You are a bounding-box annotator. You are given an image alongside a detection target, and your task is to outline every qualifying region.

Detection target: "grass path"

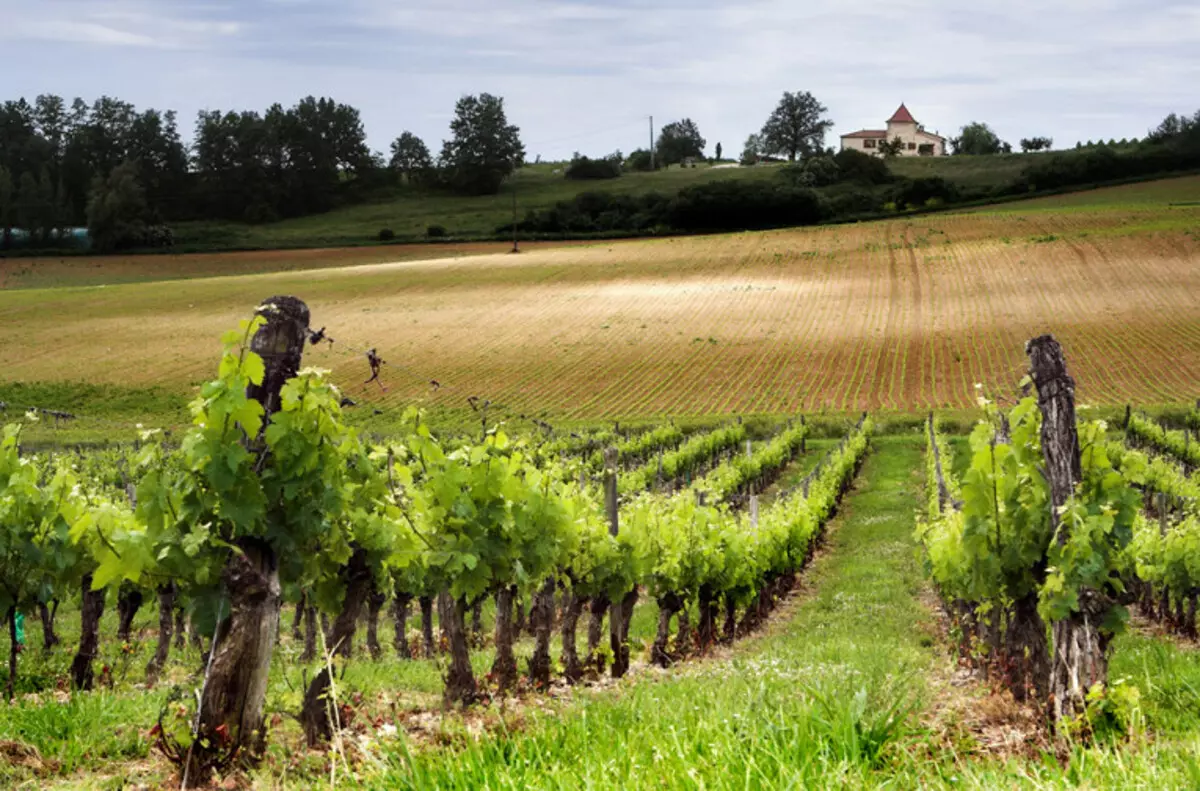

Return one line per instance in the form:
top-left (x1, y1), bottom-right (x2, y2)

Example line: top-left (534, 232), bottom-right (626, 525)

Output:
top-left (352, 436), bottom-right (938, 790)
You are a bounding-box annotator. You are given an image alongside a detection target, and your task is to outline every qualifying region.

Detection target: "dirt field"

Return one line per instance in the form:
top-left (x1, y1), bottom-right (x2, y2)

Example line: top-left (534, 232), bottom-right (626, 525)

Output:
top-left (2, 188), bottom-right (1199, 428)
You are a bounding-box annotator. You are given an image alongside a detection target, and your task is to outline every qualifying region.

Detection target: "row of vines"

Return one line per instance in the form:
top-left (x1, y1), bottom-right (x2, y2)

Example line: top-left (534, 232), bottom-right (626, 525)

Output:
top-left (0, 296), bottom-right (872, 782)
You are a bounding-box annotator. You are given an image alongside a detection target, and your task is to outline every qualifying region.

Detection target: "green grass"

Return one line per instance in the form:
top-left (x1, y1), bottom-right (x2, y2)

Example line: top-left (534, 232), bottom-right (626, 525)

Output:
top-left (171, 162), bottom-right (782, 250)
top-left (889, 153), bottom-right (1035, 191)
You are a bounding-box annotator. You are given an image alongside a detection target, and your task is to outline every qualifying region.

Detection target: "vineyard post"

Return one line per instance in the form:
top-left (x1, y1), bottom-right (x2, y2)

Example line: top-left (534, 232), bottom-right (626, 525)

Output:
top-left (745, 439), bottom-right (752, 460)
top-left (750, 496), bottom-right (759, 529)
top-left (191, 296), bottom-right (309, 775)
top-left (800, 415), bottom-right (806, 454)
top-left (604, 447), bottom-right (635, 677)
top-left (1028, 334), bottom-right (1105, 727)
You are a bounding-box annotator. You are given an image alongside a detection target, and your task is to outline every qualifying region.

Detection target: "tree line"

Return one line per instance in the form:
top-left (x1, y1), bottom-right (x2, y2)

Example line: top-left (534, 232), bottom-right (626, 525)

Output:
top-left (0, 92), bottom-right (523, 251)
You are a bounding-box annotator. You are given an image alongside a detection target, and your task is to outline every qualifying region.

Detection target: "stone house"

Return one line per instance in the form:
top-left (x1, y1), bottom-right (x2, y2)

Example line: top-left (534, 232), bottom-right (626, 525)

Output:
top-left (839, 104), bottom-right (947, 157)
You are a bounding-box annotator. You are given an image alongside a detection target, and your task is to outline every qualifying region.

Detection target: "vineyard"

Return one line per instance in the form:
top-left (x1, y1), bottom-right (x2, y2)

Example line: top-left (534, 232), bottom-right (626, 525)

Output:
top-left (3, 178), bottom-right (1200, 789)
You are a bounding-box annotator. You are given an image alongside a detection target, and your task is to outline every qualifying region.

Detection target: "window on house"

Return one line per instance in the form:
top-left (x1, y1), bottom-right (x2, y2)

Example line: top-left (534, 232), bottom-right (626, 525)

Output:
top-left (907, 142), bottom-right (916, 150)
top-left (863, 139), bottom-right (876, 148)
top-left (918, 144), bottom-right (935, 156)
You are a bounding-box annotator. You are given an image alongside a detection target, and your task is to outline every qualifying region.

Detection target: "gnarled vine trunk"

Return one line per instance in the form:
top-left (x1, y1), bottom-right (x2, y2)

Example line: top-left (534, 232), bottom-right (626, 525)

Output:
top-left (392, 593), bottom-right (412, 658)
top-left (300, 547), bottom-right (371, 746)
top-left (365, 587), bottom-right (386, 660)
top-left (419, 595), bottom-right (435, 658)
top-left (145, 583), bottom-right (176, 686)
top-left (610, 588), bottom-right (638, 677)
top-left (292, 595), bottom-right (305, 641)
top-left (301, 605), bottom-right (317, 662)
top-left (528, 577), bottom-right (557, 688)
top-left (491, 586), bottom-right (519, 692)
top-left (560, 591), bottom-right (586, 683)
top-left (69, 573), bottom-right (106, 690)
top-left (443, 597), bottom-right (476, 706)
top-left (723, 595), bottom-right (738, 642)
top-left (116, 583), bottom-right (144, 644)
top-left (38, 600), bottom-right (59, 650)
top-left (1004, 593), bottom-right (1049, 703)
top-left (470, 597), bottom-right (484, 643)
top-left (651, 593), bottom-right (683, 667)
top-left (586, 596), bottom-right (609, 673)
top-left (186, 295), bottom-right (308, 779)
top-left (1029, 334), bottom-right (1108, 727)
top-left (676, 603), bottom-right (691, 656)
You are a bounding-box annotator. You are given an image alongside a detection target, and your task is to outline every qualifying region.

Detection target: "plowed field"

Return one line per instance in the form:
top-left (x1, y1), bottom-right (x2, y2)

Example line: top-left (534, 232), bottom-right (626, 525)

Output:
top-left (2, 182), bottom-right (1199, 427)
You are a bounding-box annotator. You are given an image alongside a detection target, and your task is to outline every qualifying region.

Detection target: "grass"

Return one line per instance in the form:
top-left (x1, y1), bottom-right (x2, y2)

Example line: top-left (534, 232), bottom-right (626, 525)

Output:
top-left (7, 438), bottom-right (1200, 787)
top-left (170, 162), bottom-right (782, 251)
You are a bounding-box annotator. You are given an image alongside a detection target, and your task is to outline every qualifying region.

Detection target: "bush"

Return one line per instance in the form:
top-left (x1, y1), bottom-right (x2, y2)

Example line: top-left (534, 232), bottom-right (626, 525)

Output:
top-left (891, 177), bottom-right (959, 210)
top-left (426, 224), bottom-right (447, 238)
top-left (566, 153), bottom-right (623, 180)
top-left (834, 149), bottom-right (892, 185)
top-left (626, 149), bottom-right (655, 172)
top-left (780, 156), bottom-right (840, 188)
top-left (668, 181), bottom-right (828, 231)
top-left (378, 228), bottom-right (395, 241)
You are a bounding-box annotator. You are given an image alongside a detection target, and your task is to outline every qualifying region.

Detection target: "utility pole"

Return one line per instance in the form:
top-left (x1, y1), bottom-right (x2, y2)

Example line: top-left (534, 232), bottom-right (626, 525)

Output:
top-left (649, 115), bottom-right (655, 171)
top-left (510, 161), bottom-right (519, 254)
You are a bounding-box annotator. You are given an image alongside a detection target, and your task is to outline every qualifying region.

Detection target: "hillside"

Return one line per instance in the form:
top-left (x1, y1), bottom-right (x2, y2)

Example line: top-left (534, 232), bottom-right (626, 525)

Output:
top-left (3, 176), bottom-right (1198, 445)
top-left (169, 153), bottom-right (1048, 252)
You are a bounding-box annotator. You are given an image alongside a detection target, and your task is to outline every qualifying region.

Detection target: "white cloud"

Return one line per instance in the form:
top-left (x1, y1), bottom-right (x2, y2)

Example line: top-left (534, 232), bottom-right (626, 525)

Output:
top-left (2, 0), bottom-right (1197, 157)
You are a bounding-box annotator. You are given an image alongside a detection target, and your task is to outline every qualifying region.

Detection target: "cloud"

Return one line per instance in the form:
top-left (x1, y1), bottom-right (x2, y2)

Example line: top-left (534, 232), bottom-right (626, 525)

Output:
top-left (2, 0), bottom-right (1197, 158)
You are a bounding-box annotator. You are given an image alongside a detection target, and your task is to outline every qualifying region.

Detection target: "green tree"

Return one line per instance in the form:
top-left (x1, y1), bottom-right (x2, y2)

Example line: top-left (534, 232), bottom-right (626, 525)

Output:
top-left (759, 90), bottom-right (833, 161)
top-left (439, 93), bottom-right (525, 195)
top-left (389, 131), bottom-right (433, 182)
top-left (1020, 136), bottom-right (1053, 152)
top-left (714, 142), bottom-right (723, 162)
top-left (950, 122), bottom-right (1006, 155)
top-left (86, 161), bottom-right (148, 252)
top-left (878, 136), bottom-right (905, 158)
top-left (16, 169), bottom-right (55, 243)
top-left (0, 165), bottom-right (13, 248)
top-left (656, 119), bottom-right (705, 167)
top-left (740, 133), bottom-right (762, 165)
top-left (625, 148), bottom-right (655, 172)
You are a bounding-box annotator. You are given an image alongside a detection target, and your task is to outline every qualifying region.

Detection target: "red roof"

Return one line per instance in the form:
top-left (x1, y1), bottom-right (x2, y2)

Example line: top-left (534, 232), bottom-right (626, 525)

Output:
top-left (841, 129), bottom-right (887, 139)
top-left (888, 103), bottom-right (916, 124)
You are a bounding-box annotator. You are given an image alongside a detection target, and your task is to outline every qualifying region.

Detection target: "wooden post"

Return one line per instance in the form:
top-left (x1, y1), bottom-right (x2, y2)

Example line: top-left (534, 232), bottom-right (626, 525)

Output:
top-left (745, 439), bottom-right (752, 460)
top-left (750, 496), bottom-right (759, 528)
top-left (1158, 492), bottom-right (1169, 536)
top-left (603, 448), bottom-right (619, 537)
top-left (191, 296), bottom-right (308, 776)
top-left (800, 415), bottom-right (806, 454)
top-left (1029, 335), bottom-right (1105, 727)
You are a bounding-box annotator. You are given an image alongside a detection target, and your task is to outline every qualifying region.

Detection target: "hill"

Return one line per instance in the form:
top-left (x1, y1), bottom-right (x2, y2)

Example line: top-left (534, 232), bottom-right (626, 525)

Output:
top-left (2, 176), bottom-right (1197, 445)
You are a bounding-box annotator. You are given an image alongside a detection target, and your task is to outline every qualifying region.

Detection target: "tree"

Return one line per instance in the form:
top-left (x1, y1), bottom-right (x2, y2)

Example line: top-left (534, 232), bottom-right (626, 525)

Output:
top-left (950, 122), bottom-right (1006, 155)
top-left (656, 119), bottom-right (705, 167)
top-left (0, 165), bottom-right (12, 247)
top-left (759, 91), bottom-right (833, 161)
top-left (86, 161), bottom-right (148, 252)
top-left (1020, 136), bottom-right (1053, 152)
top-left (878, 137), bottom-right (905, 158)
top-left (740, 134), bottom-right (762, 166)
top-left (389, 132), bottom-right (432, 182)
top-left (714, 142), bottom-right (723, 162)
top-left (625, 149), bottom-right (654, 172)
top-left (439, 93), bottom-right (524, 195)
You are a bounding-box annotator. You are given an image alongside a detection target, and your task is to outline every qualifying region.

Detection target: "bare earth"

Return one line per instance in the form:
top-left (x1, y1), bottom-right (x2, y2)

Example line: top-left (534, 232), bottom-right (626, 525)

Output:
top-left (2, 202), bottom-right (1199, 422)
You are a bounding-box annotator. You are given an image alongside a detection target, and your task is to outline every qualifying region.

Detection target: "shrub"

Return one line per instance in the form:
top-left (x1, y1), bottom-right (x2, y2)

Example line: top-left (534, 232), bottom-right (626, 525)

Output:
top-left (378, 228), bottom-right (395, 241)
top-left (834, 149), bottom-right (892, 185)
top-left (668, 181), bottom-right (828, 231)
top-left (891, 177), bottom-right (959, 210)
top-left (426, 224), bottom-right (447, 238)
top-left (566, 153), bottom-right (623, 180)
top-left (626, 149), bottom-right (655, 172)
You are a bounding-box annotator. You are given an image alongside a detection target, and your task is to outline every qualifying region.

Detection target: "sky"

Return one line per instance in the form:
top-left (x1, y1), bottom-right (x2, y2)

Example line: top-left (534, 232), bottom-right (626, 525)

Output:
top-left (3, 0), bottom-right (1199, 161)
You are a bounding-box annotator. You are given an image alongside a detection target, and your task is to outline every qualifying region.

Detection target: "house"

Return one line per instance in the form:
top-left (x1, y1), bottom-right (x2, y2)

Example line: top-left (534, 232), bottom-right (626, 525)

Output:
top-left (840, 104), bottom-right (947, 157)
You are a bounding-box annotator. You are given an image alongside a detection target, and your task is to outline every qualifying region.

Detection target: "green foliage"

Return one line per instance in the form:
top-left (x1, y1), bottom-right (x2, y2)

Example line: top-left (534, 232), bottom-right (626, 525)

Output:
top-left (696, 420), bottom-right (808, 504)
top-left (1126, 413), bottom-right (1200, 467)
top-left (389, 131), bottom-right (433, 182)
top-left (917, 401), bottom-right (1138, 635)
top-left (439, 93), bottom-right (525, 196)
top-left (620, 424), bottom-right (746, 495)
top-left (950, 122), bottom-right (1007, 156)
top-left (565, 152), bottom-right (622, 181)
top-left (759, 91), bottom-right (833, 162)
top-left (656, 119), bottom-right (706, 167)
top-left (86, 161), bottom-right (148, 253)
top-left (624, 149), bottom-right (655, 172)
